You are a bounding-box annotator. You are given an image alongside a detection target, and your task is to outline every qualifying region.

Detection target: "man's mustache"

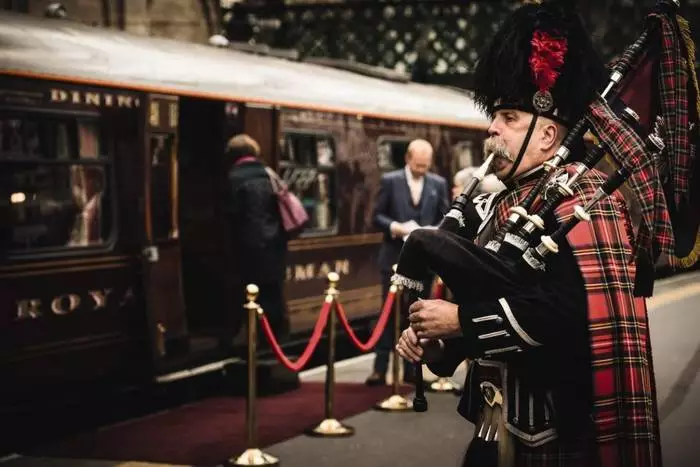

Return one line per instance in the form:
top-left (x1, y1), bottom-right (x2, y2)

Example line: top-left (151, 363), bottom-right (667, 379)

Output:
top-left (484, 138), bottom-right (514, 162)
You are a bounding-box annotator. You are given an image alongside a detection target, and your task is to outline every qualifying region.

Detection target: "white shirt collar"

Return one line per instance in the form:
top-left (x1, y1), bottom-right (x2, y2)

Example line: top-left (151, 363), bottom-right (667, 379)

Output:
top-left (405, 165), bottom-right (425, 205)
top-left (404, 164), bottom-right (425, 184)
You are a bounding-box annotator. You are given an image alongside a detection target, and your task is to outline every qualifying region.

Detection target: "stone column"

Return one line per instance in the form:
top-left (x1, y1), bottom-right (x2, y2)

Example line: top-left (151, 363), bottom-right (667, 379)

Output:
top-left (29, 0), bottom-right (104, 26)
top-left (148, 0), bottom-right (215, 43)
top-left (124, 0), bottom-right (150, 36)
top-left (24, 0), bottom-right (217, 44)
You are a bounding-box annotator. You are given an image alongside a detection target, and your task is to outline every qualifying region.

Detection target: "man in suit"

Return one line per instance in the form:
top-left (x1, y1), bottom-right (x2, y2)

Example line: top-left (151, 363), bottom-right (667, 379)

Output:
top-left (366, 139), bottom-right (450, 386)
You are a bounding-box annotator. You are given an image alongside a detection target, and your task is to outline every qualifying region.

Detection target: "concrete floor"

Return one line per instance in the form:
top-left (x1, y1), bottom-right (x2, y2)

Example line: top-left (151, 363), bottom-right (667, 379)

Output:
top-left (4, 271), bottom-right (700, 467)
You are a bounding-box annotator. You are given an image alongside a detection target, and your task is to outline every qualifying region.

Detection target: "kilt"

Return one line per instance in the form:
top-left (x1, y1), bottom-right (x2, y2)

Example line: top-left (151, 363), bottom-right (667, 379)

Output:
top-left (489, 167), bottom-right (661, 467)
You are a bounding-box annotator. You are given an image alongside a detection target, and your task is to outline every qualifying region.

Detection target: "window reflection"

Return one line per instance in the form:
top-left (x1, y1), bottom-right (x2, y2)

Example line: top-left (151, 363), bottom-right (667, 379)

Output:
top-left (453, 140), bottom-right (475, 169)
top-left (67, 165), bottom-right (105, 246)
top-left (279, 133), bottom-right (337, 234)
top-left (2, 164), bottom-right (108, 250)
top-left (56, 123), bottom-right (70, 160)
top-left (0, 118), bottom-right (44, 158)
top-left (78, 121), bottom-right (100, 159)
top-left (377, 137), bottom-right (410, 172)
top-left (0, 116), bottom-right (104, 161)
top-left (0, 114), bottom-right (112, 253)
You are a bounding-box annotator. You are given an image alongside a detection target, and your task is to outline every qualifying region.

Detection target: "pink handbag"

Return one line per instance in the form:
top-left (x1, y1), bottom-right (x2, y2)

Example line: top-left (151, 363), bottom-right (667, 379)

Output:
top-left (264, 167), bottom-right (309, 237)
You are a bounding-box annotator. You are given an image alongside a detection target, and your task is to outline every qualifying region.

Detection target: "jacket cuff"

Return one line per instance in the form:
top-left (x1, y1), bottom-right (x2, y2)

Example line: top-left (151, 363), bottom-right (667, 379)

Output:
top-left (458, 298), bottom-right (543, 358)
top-left (426, 338), bottom-right (465, 377)
top-left (389, 221), bottom-right (399, 238)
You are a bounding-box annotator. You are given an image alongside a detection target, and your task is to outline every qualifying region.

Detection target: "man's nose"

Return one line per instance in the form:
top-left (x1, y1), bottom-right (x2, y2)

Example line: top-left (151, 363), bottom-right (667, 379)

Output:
top-left (487, 121), bottom-right (500, 136)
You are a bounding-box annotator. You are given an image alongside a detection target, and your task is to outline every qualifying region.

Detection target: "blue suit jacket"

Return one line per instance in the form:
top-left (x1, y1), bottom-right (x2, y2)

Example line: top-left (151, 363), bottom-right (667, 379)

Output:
top-left (373, 169), bottom-right (450, 273)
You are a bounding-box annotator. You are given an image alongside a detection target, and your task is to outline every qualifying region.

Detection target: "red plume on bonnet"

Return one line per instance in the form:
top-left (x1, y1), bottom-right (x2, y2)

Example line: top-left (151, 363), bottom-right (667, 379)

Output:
top-left (529, 31), bottom-right (568, 93)
top-left (472, 0), bottom-right (607, 126)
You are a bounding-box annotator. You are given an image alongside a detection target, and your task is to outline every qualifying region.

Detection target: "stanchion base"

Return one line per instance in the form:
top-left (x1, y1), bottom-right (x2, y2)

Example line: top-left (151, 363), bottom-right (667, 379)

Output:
top-left (374, 394), bottom-right (413, 411)
top-left (305, 418), bottom-right (355, 437)
top-left (427, 377), bottom-right (460, 393)
top-left (227, 448), bottom-right (279, 466)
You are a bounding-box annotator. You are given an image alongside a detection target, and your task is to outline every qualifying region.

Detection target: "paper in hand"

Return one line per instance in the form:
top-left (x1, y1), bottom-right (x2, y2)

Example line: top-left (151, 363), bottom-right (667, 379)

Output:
top-left (402, 220), bottom-right (434, 241)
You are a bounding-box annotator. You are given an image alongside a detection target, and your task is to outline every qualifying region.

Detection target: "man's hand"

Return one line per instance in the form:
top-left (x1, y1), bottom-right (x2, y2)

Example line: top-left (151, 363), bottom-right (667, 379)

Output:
top-left (396, 326), bottom-right (444, 363)
top-left (390, 221), bottom-right (408, 239)
top-left (408, 299), bottom-right (461, 339)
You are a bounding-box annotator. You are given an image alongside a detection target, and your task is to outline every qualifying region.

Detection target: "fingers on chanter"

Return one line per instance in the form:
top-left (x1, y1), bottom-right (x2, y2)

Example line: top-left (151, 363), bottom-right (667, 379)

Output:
top-left (408, 300), bottom-right (424, 315)
top-left (406, 327), bottom-right (419, 345)
top-left (407, 340), bottom-right (423, 362)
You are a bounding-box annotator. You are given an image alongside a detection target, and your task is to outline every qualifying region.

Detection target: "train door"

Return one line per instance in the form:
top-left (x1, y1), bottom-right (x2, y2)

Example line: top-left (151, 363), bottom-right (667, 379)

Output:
top-left (177, 98), bottom-right (230, 337)
top-left (175, 100), bottom-right (276, 357)
top-left (243, 103), bottom-right (279, 167)
top-left (177, 97), bottom-right (244, 357)
top-left (140, 94), bottom-right (189, 369)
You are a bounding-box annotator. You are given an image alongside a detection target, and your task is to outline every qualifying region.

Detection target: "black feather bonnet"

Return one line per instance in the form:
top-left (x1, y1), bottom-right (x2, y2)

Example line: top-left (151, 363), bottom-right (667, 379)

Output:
top-left (472, 0), bottom-right (608, 126)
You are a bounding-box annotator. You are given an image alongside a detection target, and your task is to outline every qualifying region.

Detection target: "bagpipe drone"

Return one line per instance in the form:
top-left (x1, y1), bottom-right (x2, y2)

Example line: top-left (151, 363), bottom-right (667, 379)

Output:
top-left (393, 0), bottom-right (700, 412)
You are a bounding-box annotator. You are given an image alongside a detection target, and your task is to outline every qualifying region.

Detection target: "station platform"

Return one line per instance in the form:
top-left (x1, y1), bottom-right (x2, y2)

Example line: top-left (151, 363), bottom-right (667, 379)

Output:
top-left (4, 271), bottom-right (700, 467)
top-left (2, 357), bottom-right (469, 467)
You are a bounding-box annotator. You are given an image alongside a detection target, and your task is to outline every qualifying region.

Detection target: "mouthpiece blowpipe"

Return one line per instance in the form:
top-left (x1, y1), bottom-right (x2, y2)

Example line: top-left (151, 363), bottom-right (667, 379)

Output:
top-left (462, 152), bottom-right (495, 199)
top-left (439, 153), bottom-right (496, 232)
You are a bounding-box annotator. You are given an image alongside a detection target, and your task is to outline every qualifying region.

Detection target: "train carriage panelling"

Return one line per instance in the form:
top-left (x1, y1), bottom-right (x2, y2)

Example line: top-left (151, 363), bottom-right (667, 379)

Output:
top-left (279, 109), bottom-right (486, 332)
top-left (0, 77), bottom-right (150, 395)
top-left (0, 262), bottom-right (144, 386)
top-left (139, 93), bottom-right (190, 363)
top-left (0, 10), bottom-right (496, 394)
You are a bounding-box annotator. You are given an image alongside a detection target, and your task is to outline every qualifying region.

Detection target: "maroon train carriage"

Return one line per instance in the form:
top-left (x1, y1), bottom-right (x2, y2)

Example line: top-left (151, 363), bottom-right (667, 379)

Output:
top-left (0, 10), bottom-right (490, 416)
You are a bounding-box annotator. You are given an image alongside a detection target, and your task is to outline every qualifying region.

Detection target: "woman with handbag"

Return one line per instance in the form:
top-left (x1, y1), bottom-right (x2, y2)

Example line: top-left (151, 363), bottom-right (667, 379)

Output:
top-left (222, 134), bottom-right (303, 346)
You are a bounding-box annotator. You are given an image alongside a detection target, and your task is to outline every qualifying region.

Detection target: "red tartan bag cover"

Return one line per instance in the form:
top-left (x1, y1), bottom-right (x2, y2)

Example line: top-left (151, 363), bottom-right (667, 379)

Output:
top-left (493, 166), bottom-right (661, 467)
top-left (264, 166), bottom-right (309, 238)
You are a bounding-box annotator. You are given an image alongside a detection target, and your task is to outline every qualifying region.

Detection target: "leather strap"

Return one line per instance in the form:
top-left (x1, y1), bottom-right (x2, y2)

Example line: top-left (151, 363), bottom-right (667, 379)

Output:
top-left (504, 114), bottom-right (539, 181)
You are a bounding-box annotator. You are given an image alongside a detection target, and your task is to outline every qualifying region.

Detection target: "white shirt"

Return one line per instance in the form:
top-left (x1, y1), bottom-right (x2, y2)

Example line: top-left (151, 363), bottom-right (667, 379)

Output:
top-left (404, 164), bottom-right (425, 206)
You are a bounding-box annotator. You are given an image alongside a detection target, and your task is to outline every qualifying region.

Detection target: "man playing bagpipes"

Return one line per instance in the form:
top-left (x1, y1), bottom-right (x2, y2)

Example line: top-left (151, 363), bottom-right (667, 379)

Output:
top-left (395, 0), bottom-right (700, 466)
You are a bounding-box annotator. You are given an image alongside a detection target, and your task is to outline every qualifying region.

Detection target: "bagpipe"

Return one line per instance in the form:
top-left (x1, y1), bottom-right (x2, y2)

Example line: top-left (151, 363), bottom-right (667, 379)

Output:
top-left (394, 0), bottom-right (699, 412)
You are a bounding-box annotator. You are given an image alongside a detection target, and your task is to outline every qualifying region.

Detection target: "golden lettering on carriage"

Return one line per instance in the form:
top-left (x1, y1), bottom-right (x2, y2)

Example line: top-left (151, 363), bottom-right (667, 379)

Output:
top-left (15, 288), bottom-right (115, 321)
top-left (149, 101), bottom-right (160, 127)
top-left (286, 259), bottom-right (351, 282)
top-left (50, 294), bottom-right (81, 315)
top-left (49, 89), bottom-right (141, 108)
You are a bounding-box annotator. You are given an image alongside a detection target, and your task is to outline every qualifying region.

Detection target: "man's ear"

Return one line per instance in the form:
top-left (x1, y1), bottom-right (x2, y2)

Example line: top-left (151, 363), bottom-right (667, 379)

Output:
top-left (539, 122), bottom-right (559, 152)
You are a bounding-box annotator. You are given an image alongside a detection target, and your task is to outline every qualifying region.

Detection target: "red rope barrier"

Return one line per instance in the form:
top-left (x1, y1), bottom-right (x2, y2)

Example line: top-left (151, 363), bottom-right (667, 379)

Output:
top-left (259, 300), bottom-right (332, 372)
top-left (335, 291), bottom-right (396, 352)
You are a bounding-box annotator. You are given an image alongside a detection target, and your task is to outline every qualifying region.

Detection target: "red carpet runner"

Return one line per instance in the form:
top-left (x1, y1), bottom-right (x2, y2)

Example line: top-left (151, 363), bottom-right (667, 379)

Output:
top-left (29, 382), bottom-right (411, 466)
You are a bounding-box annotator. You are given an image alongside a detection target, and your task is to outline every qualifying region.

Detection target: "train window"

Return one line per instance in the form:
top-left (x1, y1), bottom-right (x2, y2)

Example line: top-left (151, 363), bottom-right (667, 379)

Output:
top-left (78, 121), bottom-right (101, 159)
top-left (453, 140), bottom-right (476, 170)
top-left (0, 114), bottom-right (113, 254)
top-left (377, 137), bottom-right (411, 172)
top-left (279, 132), bottom-right (337, 235)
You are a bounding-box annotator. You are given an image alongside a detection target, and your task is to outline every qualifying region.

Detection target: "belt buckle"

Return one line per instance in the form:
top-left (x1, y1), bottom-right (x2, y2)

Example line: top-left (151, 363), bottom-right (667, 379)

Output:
top-left (477, 381), bottom-right (504, 442)
top-left (480, 381), bottom-right (503, 408)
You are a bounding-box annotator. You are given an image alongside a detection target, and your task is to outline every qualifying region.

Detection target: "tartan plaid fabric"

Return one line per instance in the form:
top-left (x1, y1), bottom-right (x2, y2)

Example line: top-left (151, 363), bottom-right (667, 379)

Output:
top-left (603, 11), bottom-right (699, 267)
top-left (649, 13), bottom-right (691, 208)
top-left (493, 166), bottom-right (660, 467)
top-left (586, 96), bottom-right (674, 270)
top-left (515, 434), bottom-right (591, 467)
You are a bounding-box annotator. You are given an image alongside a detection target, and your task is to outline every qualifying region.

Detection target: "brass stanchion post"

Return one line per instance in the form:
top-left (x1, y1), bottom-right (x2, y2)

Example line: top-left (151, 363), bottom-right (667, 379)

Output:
top-left (375, 265), bottom-right (413, 411)
top-left (428, 377), bottom-right (459, 393)
top-left (228, 284), bottom-right (279, 466)
top-left (306, 272), bottom-right (354, 437)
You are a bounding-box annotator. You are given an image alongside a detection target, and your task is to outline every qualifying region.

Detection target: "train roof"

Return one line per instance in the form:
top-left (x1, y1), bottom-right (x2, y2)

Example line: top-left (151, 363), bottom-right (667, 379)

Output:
top-left (0, 11), bottom-right (489, 129)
